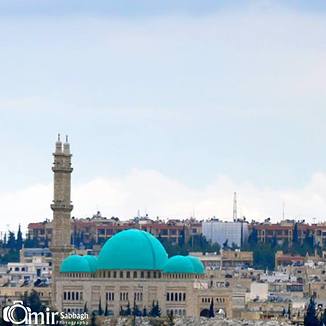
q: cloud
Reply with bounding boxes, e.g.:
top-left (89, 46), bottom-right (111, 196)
top-left (2, 169), bottom-right (326, 234)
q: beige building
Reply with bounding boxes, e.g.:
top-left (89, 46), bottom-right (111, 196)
top-left (190, 250), bottom-right (253, 270)
top-left (55, 228), bottom-right (239, 318)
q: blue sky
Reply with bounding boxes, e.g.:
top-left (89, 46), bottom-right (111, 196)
top-left (1, 1), bottom-right (326, 231)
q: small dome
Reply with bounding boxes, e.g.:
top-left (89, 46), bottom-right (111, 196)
top-left (187, 255), bottom-right (205, 274)
top-left (97, 229), bottom-right (168, 271)
top-left (83, 255), bottom-right (98, 272)
top-left (163, 255), bottom-right (205, 274)
top-left (60, 255), bottom-right (92, 273)
top-left (163, 255), bottom-right (195, 274)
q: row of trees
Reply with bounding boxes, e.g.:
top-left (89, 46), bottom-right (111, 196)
top-left (0, 225), bottom-right (23, 250)
top-left (96, 298), bottom-right (161, 318)
top-left (0, 225), bottom-right (24, 264)
top-left (158, 233), bottom-right (220, 257)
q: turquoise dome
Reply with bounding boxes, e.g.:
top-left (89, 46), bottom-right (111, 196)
top-left (163, 255), bottom-right (195, 274)
top-left (163, 255), bottom-right (205, 274)
top-left (188, 255), bottom-right (205, 274)
top-left (97, 229), bottom-right (168, 271)
top-left (60, 255), bottom-right (92, 273)
top-left (83, 255), bottom-right (98, 272)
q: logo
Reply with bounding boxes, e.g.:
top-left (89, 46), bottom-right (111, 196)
top-left (2, 301), bottom-right (89, 325)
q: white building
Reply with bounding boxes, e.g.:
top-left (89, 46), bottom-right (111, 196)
top-left (202, 221), bottom-right (249, 247)
top-left (7, 257), bottom-right (50, 287)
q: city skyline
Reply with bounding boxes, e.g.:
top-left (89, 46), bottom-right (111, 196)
top-left (1, 1), bottom-right (326, 230)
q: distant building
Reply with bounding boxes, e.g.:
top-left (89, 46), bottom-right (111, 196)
top-left (202, 220), bottom-right (248, 247)
top-left (28, 215), bottom-right (202, 248)
top-left (7, 257), bottom-right (50, 287)
top-left (20, 248), bottom-right (52, 265)
top-left (253, 220), bottom-right (310, 245)
top-left (190, 250), bottom-right (253, 270)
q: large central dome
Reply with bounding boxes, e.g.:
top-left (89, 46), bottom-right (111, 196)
top-left (97, 229), bottom-right (168, 271)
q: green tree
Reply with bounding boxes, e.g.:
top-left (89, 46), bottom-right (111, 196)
top-left (16, 225), bottom-right (23, 250)
top-left (304, 296), bottom-right (319, 326)
top-left (98, 298), bottom-right (103, 315)
top-left (6, 231), bottom-right (16, 250)
top-left (222, 240), bottom-right (229, 250)
top-left (248, 227), bottom-right (258, 247)
top-left (28, 290), bottom-right (44, 312)
top-left (209, 298), bottom-right (215, 318)
top-left (143, 307), bottom-right (147, 317)
top-left (84, 302), bottom-right (88, 313)
top-left (91, 312), bottom-right (96, 326)
top-left (293, 223), bottom-right (299, 245)
top-left (125, 302), bottom-right (131, 316)
top-left (252, 242), bottom-right (275, 270)
top-left (149, 301), bottom-right (161, 317)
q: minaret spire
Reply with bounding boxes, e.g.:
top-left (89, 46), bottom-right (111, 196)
top-left (50, 134), bottom-right (73, 308)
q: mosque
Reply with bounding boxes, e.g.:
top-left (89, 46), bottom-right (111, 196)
top-left (50, 137), bottom-right (233, 318)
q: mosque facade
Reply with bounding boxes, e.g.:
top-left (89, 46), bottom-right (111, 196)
top-left (51, 138), bottom-right (233, 318)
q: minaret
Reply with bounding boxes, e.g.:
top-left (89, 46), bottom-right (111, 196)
top-left (50, 134), bottom-right (73, 306)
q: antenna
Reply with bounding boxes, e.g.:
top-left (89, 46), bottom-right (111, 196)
top-left (233, 192), bottom-right (237, 221)
top-left (282, 202), bottom-right (285, 220)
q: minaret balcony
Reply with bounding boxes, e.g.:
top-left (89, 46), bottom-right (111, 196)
top-left (52, 166), bottom-right (73, 173)
top-left (51, 202), bottom-right (73, 211)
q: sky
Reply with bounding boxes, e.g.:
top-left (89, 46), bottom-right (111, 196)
top-left (1, 0), bottom-right (326, 233)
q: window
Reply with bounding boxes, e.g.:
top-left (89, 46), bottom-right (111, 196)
top-left (133, 271), bottom-right (137, 278)
top-left (126, 271), bottom-right (130, 278)
top-left (120, 271), bottom-right (123, 278)
top-left (120, 292), bottom-right (128, 301)
top-left (107, 292), bottom-right (114, 301)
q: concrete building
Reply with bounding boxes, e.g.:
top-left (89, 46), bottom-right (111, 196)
top-left (202, 220), bottom-right (248, 247)
top-left (190, 250), bottom-right (253, 270)
top-left (19, 248), bottom-right (52, 265)
top-left (7, 257), bottom-right (50, 287)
